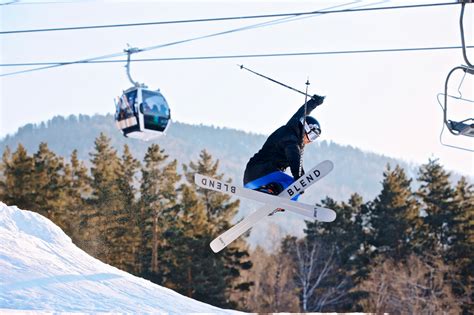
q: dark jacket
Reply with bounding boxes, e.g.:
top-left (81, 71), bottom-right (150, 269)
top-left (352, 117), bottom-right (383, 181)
top-left (243, 96), bottom-right (323, 185)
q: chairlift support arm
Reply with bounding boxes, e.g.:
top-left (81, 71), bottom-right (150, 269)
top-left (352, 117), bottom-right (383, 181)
top-left (459, 1), bottom-right (473, 68)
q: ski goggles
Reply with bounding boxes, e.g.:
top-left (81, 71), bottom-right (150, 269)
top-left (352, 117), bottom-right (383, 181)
top-left (304, 123), bottom-right (321, 142)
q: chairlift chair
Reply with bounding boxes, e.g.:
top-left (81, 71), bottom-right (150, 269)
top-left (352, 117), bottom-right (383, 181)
top-left (443, 65), bottom-right (474, 138)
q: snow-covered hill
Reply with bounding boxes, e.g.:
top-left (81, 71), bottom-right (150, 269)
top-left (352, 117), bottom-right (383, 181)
top-left (0, 202), bottom-right (242, 314)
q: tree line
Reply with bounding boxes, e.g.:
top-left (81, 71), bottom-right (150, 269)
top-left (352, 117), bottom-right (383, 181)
top-left (0, 133), bottom-right (251, 309)
top-left (239, 163), bottom-right (472, 313)
top-left (0, 133), bottom-right (472, 313)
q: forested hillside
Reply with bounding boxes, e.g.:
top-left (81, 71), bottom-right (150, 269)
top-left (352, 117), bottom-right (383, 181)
top-left (1, 115), bottom-right (472, 313)
top-left (0, 113), bottom-right (420, 201)
top-left (0, 114), bottom-right (421, 246)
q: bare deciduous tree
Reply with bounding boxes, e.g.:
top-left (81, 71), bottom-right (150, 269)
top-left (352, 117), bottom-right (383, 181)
top-left (293, 238), bottom-right (351, 312)
top-left (234, 225), bottom-right (300, 313)
top-left (359, 254), bottom-right (461, 314)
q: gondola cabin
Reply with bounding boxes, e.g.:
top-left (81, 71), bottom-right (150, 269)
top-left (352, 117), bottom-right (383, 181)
top-left (114, 85), bottom-right (171, 141)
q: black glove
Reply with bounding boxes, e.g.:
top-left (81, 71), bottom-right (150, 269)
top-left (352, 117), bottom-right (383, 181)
top-left (310, 94), bottom-right (325, 106)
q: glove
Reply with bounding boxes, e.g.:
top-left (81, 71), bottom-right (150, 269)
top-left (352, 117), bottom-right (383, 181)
top-left (310, 94), bottom-right (325, 106)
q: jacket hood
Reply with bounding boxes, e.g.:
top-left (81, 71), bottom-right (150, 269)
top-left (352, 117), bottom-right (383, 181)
top-left (287, 116), bottom-right (304, 141)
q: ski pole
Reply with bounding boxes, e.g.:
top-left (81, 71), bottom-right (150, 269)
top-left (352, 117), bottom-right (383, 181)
top-left (239, 64), bottom-right (312, 98)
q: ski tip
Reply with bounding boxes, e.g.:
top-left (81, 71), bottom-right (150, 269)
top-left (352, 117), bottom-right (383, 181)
top-left (210, 238), bottom-right (226, 253)
top-left (327, 211), bottom-right (337, 222)
top-left (316, 208), bottom-right (337, 222)
top-left (194, 173), bottom-right (203, 184)
top-left (322, 160), bottom-right (334, 171)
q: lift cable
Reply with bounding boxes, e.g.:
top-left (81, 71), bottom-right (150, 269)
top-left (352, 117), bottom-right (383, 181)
top-left (2, 45), bottom-right (473, 68)
top-left (0, 0), bottom-right (82, 5)
top-left (0, 1), bottom-right (362, 77)
top-left (2, 2), bottom-right (467, 78)
top-left (0, 2), bottom-right (459, 35)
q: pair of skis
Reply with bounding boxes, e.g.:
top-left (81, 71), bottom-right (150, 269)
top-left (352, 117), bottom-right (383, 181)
top-left (194, 160), bottom-right (335, 253)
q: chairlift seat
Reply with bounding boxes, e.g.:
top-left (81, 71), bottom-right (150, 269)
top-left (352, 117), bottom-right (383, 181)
top-left (448, 119), bottom-right (474, 137)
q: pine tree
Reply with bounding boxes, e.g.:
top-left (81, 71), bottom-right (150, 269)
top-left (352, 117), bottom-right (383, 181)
top-left (414, 158), bottom-right (455, 254)
top-left (0, 144), bottom-right (88, 247)
top-left (117, 144), bottom-right (140, 211)
top-left (0, 144), bottom-right (35, 210)
top-left (138, 144), bottom-right (180, 279)
top-left (114, 144), bottom-right (142, 273)
top-left (0, 146), bottom-right (12, 202)
top-left (61, 149), bottom-right (91, 246)
top-left (159, 182), bottom-right (210, 292)
top-left (346, 193), bottom-right (372, 278)
top-left (32, 142), bottom-right (67, 220)
top-left (369, 164), bottom-right (418, 261)
top-left (0, 146), bottom-right (10, 199)
top-left (87, 133), bottom-right (123, 263)
top-left (69, 149), bottom-right (91, 199)
top-left (90, 133), bottom-right (122, 205)
top-left (164, 149), bottom-right (252, 308)
top-left (449, 177), bottom-right (473, 313)
top-left (183, 150), bottom-right (240, 232)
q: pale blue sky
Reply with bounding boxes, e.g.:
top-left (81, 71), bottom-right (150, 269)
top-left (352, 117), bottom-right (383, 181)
top-left (1, 0), bottom-right (473, 175)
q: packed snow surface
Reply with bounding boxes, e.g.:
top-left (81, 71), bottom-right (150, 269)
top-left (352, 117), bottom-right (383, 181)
top-left (0, 202), bottom-right (242, 314)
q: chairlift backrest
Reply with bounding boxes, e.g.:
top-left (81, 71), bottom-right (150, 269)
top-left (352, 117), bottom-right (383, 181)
top-left (443, 65), bottom-right (474, 137)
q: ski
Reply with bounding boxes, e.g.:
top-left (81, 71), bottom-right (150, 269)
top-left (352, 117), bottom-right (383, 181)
top-left (195, 160), bottom-right (334, 253)
top-left (195, 174), bottom-right (336, 222)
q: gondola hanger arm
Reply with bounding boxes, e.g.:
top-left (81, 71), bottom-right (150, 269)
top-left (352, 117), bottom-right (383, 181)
top-left (124, 45), bottom-right (145, 88)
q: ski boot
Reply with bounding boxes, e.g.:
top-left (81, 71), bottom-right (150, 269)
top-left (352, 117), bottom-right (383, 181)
top-left (254, 182), bottom-right (285, 216)
top-left (255, 182), bottom-right (284, 195)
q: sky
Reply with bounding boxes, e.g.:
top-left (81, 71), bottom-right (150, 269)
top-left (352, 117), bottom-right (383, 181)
top-left (0, 202), bottom-right (242, 313)
top-left (0, 0), bottom-right (473, 175)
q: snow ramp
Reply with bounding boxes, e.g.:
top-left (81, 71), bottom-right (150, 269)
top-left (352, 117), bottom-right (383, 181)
top-left (0, 202), bottom-right (242, 314)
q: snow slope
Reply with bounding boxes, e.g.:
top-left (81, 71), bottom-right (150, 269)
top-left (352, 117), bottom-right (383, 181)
top-left (0, 202), bottom-right (242, 314)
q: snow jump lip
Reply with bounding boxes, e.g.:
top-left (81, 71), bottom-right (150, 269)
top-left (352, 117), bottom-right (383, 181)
top-left (0, 202), bottom-right (241, 313)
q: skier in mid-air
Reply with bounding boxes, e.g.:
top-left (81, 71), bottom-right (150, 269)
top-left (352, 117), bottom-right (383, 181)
top-left (243, 94), bottom-right (325, 196)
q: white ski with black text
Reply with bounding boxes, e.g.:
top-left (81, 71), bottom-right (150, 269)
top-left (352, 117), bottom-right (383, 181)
top-left (194, 175), bottom-right (335, 221)
top-left (194, 160), bottom-right (335, 252)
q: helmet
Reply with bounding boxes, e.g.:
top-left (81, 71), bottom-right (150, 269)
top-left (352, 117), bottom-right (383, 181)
top-left (300, 116), bottom-right (321, 142)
